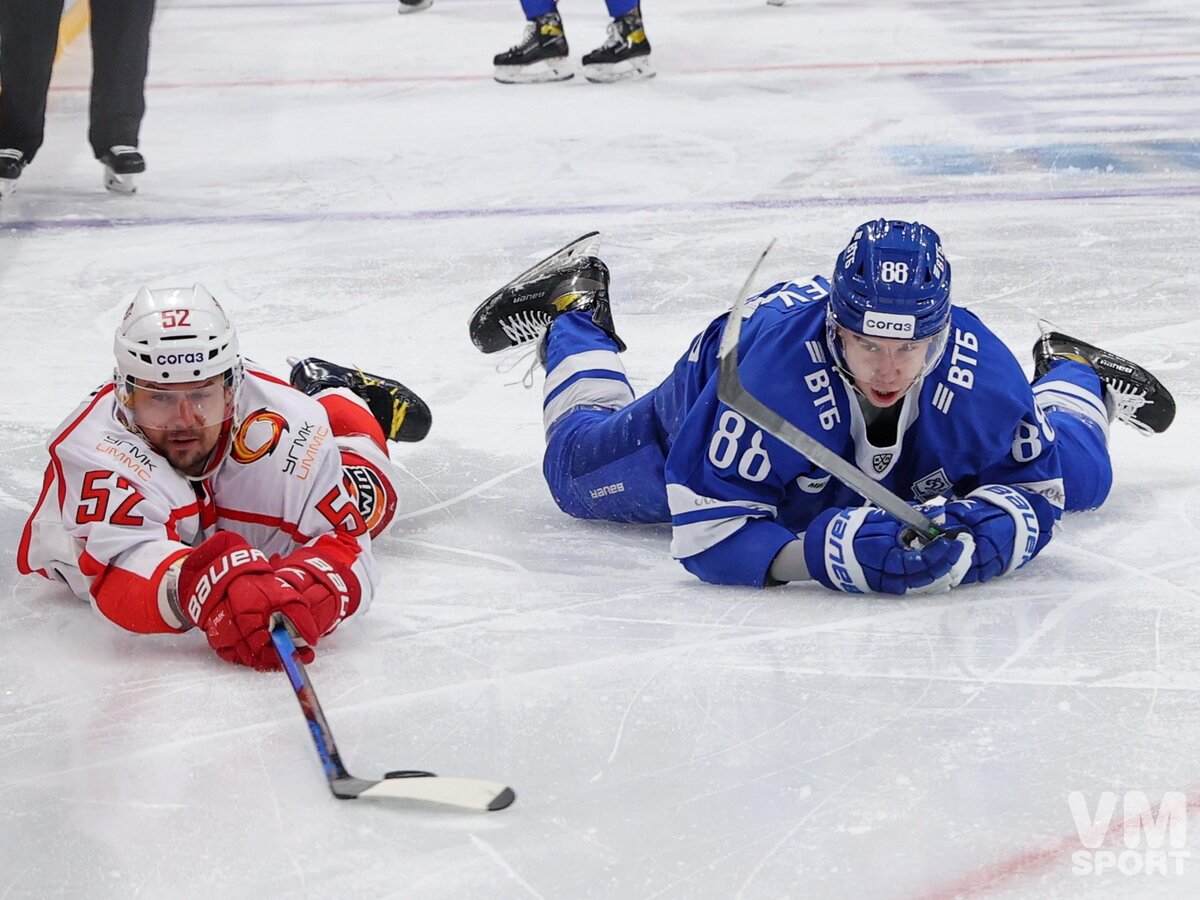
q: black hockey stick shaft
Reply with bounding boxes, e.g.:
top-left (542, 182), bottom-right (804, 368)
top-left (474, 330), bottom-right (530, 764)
top-left (714, 242), bottom-right (944, 543)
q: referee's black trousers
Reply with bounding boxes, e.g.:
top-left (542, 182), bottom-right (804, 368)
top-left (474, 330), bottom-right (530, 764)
top-left (0, 0), bottom-right (156, 163)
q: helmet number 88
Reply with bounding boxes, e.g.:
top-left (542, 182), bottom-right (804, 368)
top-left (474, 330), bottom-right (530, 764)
top-left (879, 261), bottom-right (910, 283)
top-left (708, 411), bottom-right (772, 482)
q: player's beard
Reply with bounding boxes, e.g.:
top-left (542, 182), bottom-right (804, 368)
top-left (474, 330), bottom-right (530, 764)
top-left (148, 425), bottom-right (222, 476)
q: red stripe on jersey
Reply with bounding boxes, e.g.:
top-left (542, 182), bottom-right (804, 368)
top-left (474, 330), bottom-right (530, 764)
top-left (18, 385), bottom-right (116, 576)
top-left (17, 463), bottom-right (57, 577)
top-left (85, 547), bottom-right (191, 634)
top-left (247, 368), bottom-right (290, 388)
top-left (216, 506), bottom-right (311, 543)
top-left (52, 385), bottom-right (116, 510)
top-left (165, 501), bottom-right (200, 542)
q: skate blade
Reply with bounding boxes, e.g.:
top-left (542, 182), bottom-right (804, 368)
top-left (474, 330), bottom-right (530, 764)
top-left (494, 60), bottom-right (574, 84)
top-left (104, 170), bottom-right (138, 194)
top-left (0, 179), bottom-right (17, 199)
top-left (582, 59), bottom-right (654, 83)
top-left (508, 232), bottom-right (602, 287)
top-left (397, 0), bottom-right (431, 12)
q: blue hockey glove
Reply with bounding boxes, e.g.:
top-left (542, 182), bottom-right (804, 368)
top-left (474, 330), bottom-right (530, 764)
top-left (937, 485), bottom-right (1046, 584)
top-left (802, 505), bottom-right (975, 596)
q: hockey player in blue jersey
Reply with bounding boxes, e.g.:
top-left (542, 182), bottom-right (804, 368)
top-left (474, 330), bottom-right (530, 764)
top-left (468, 221), bottom-right (1176, 594)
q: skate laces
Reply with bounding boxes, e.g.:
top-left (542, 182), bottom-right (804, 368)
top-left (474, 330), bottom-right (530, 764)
top-left (495, 344), bottom-right (542, 389)
top-left (496, 310), bottom-right (552, 387)
top-left (600, 21), bottom-right (623, 49)
top-left (499, 310), bottom-right (552, 345)
top-left (354, 365), bottom-right (381, 389)
top-left (1105, 380), bottom-right (1153, 435)
top-left (509, 19), bottom-right (537, 51)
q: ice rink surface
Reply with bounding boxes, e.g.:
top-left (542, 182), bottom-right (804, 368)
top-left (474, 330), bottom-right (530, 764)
top-left (1, 0), bottom-right (1198, 896)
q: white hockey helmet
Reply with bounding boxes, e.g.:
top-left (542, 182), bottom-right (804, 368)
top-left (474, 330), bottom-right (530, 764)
top-left (113, 285), bottom-right (245, 478)
top-left (114, 284), bottom-right (241, 385)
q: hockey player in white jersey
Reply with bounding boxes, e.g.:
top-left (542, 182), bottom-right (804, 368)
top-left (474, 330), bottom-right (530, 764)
top-left (468, 223), bottom-right (1175, 593)
top-left (18, 284), bottom-right (431, 669)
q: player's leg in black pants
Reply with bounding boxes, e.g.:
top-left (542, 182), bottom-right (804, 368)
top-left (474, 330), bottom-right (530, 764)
top-left (87, 0), bottom-right (156, 157)
top-left (0, 0), bottom-right (66, 161)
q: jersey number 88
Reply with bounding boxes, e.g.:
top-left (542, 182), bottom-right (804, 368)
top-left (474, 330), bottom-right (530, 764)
top-left (708, 411), bottom-right (773, 482)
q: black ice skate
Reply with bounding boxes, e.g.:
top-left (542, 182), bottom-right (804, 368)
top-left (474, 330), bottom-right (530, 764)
top-left (469, 231), bottom-right (626, 358)
top-left (493, 12), bottom-right (573, 84)
top-left (1033, 321), bottom-right (1175, 435)
top-left (99, 146), bottom-right (146, 194)
top-left (582, 8), bottom-right (653, 83)
top-left (289, 357), bottom-right (433, 443)
top-left (397, 0), bottom-right (431, 12)
top-left (0, 149), bottom-right (26, 199)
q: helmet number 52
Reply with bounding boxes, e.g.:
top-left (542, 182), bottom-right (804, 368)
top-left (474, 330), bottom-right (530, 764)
top-left (160, 309), bottom-right (191, 328)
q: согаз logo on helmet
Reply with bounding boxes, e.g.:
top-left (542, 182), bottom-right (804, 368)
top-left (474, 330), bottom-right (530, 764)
top-left (155, 352), bottom-right (205, 366)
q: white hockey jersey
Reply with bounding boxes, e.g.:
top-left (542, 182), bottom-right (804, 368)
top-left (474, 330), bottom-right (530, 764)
top-left (18, 367), bottom-right (378, 633)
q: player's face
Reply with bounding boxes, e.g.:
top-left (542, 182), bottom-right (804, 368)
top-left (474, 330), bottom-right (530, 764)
top-left (128, 376), bottom-right (231, 476)
top-left (837, 327), bottom-right (933, 408)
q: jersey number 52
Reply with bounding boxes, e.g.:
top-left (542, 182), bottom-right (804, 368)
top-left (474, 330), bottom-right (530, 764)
top-left (75, 470), bottom-right (146, 527)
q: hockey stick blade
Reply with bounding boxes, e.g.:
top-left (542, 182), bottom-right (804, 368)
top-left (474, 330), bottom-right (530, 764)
top-left (714, 243), bottom-right (943, 543)
top-left (270, 622), bottom-right (516, 811)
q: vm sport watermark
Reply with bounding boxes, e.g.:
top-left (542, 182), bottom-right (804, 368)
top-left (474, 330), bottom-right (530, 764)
top-left (1069, 791), bottom-right (1191, 876)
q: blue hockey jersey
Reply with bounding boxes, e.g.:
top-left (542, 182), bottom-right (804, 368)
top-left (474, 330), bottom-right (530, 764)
top-left (653, 278), bottom-right (1064, 587)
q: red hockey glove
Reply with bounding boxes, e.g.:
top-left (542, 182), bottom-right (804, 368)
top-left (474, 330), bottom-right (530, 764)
top-left (271, 541), bottom-right (363, 646)
top-left (177, 532), bottom-right (316, 670)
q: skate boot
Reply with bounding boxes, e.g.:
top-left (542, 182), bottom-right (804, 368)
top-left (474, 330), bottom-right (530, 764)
top-left (397, 0), bottom-right (431, 12)
top-left (289, 357), bottom-right (433, 442)
top-left (582, 7), bottom-right (653, 83)
top-left (1033, 321), bottom-right (1175, 434)
top-left (100, 146), bottom-right (145, 194)
top-left (493, 12), bottom-right (572, 84)
top-left (469, 231), bottom-right (625, 359)
top-left (0, 149), bottom-right (26, 198)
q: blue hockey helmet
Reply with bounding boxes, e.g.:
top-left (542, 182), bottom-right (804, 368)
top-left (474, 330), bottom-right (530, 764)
top-left (826, 219), bottom-right (953, 391)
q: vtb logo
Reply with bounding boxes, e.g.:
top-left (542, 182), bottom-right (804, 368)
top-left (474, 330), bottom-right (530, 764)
top-left (231, 408), bottom-right (289, 464)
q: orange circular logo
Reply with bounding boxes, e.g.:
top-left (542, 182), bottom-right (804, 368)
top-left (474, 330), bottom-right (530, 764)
top-left (231, 408), bottom-right (289, 464)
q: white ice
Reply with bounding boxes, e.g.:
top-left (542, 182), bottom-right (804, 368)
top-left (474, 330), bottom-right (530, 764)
top-left (2, 0), bottom-right (1199, 896)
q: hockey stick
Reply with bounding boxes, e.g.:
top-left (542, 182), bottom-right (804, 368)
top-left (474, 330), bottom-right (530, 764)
top-left (270, 621), bottom-right (516, 811)
top-left (714, 241), bottom-right (944, 543)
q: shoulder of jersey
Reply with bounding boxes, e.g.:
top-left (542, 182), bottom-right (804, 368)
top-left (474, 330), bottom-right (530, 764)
top-left (241, 365), bottom-right (327, 421)
top-left (923, 307), bottom-right (1031, 419)
top-left (750, 276), bottom-right (830, 317)
top-left (737, 281), bottom-right (839, 429)
top-left (55, 386), bottom-right (178, 489)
